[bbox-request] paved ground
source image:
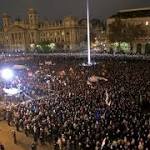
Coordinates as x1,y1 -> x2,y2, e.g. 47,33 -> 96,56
0,121 -> 53,150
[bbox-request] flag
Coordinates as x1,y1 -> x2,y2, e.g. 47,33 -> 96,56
101,137 -> 106,150
69,67 -> 74,74
45,61 -> 52,65
12,65 -> 27,70
88,75 -> 108,82
105,90 -> 111,106
28,72 -> 33,77
98,77 -> 108,82
87,80 -> 92,85
140,94 -> 143,104
88,75 -> 99,82
95,110 -> 100,121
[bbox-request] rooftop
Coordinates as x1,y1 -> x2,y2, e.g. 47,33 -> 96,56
110,7 -> 150,19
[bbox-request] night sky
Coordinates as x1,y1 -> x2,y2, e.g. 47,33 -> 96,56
0,0 -> 150,21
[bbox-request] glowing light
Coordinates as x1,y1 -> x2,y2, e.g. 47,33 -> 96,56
30,43 -> 35,48
3,88 -> 21,96
48,43 -> 56,49
36,45 -> 42,48
1,68 -> 14,80
145,21 -> 149,26
28,72 -> 33,77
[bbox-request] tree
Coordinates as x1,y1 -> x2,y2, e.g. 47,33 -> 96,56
108,18 -> 125,45
36,41 -> 49,53
36,41 -> 56,53
126,23 -> 147,50
91,19 -> 106,30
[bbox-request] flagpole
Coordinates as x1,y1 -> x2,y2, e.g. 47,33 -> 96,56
86,0 -> 91,65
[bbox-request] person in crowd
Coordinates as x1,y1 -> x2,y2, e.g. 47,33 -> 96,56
31,143 -> 37,150
12,130 -> 17,144
0,143 -> 5,150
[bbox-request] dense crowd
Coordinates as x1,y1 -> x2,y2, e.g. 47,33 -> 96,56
1,56 -> 150,150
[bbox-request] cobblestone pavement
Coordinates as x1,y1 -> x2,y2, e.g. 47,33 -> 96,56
0,121 -> 53,150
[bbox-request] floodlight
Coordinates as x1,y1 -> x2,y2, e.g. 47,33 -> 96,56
1,68 -> 14,80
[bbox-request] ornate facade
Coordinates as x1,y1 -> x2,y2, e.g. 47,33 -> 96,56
0,8 -> 91,52
107,7 -> 150,54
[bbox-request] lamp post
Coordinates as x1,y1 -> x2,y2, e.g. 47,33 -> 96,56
86,0 -> 91,65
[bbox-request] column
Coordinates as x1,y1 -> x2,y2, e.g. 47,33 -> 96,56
132,43 -> 137,54
141,44 -> 145,54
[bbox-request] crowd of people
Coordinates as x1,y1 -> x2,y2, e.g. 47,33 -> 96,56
0,55 -> 150,150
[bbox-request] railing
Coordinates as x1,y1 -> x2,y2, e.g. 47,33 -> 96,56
0,52 -> 150,60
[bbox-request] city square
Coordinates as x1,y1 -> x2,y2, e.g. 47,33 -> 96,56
0,0 -> 150,150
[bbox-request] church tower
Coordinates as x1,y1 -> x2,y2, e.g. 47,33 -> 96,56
28,8 -> 39,29
2,13 -> 11,32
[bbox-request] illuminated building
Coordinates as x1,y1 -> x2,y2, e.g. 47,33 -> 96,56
0,8 -> 103,52
0,8 -> 87,51
107,7 -> 150,54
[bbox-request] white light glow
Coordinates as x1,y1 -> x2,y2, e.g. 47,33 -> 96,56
1,68 -> 14,80
146,21 -> 149,26
30,43 -> 35,48
3,88 -> 21,96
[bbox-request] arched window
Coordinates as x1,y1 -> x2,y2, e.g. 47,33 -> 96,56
137,43 -> 142,54
145,43 -> 150,54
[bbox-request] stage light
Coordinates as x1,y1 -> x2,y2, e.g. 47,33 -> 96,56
1,68 -> 14,80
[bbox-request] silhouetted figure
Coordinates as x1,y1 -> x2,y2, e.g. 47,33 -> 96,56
0,143 -> 5,150
12,130 -> 17,144
31,143 -> 37,150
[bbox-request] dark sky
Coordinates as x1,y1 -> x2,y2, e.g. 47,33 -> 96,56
0,0 -> 150,21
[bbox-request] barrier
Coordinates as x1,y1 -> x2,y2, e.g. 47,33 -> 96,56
0,52 -> 150,60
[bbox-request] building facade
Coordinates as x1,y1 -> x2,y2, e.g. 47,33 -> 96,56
107,7 -> 150,54
0,8 -> 92,52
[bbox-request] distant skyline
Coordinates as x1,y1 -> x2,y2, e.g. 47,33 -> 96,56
0,0 -> 150,21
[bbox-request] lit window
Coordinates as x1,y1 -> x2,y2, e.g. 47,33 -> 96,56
145,21 -> 149,26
